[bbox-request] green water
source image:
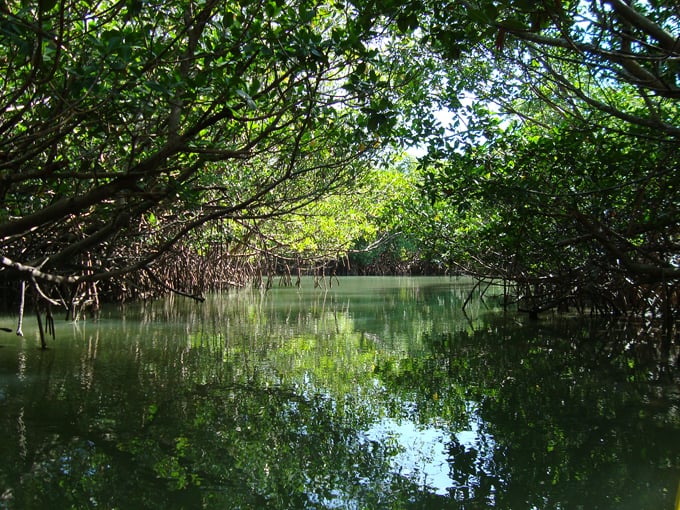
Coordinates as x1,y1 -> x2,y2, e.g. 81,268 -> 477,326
0,276 -> 678,509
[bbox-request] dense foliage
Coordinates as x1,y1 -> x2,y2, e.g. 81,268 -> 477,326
0,0 -> 401,314
2,0 -> 679,331
369,0 -> 680,320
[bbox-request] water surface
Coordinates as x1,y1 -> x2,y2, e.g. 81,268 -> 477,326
0,276 -> 678,509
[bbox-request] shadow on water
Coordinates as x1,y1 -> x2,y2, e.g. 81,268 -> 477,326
0,277 -> 678,509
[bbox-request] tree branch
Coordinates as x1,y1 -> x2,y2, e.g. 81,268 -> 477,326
603,0 -> 679,52
1,255 -> 77,284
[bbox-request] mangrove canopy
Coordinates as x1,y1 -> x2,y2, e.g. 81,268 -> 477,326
1,0 -> 679,332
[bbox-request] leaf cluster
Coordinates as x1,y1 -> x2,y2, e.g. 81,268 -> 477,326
0,0 -> 397,302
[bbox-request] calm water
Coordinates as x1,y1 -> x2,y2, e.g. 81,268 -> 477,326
0,276 -> 678,509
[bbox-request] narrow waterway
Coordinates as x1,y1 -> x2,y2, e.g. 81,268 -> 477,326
0,276 -> 678,509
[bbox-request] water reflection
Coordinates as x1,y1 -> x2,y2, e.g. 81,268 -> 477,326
0,277 -> 678,509
364,417 -> 457,496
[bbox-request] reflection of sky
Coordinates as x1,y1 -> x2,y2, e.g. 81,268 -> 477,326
365,418 -> 453,494
362,403 -> 497,497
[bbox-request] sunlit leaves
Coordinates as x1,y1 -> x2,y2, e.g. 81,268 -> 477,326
0,0 -> 400,297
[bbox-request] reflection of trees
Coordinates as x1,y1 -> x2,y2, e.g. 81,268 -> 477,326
1,278 -> 495,509
360,314 -> 680,508
3,281 -> 678,508
407,318 -> 680,509
0,325 -> 437,509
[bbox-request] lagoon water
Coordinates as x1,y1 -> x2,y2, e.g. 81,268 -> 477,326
0,276 -> 678,509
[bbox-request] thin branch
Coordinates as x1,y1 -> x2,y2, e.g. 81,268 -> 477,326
141,267 -> 205,302
1,255 -> 78,284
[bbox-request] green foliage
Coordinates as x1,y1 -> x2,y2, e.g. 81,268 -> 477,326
344,157 -> 435,273
0,0 -> 399,300
1,0 -> 678,318
412,110 -> 680,313
348,0 -> 680,315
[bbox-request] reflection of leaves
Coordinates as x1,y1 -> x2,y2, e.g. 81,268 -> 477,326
360,313 -> 680,508
420,317 -> 680,509
139,383 -> 429,508
2,354 -> 428,509
373,356 -> 470,427
3,286 -> 679,509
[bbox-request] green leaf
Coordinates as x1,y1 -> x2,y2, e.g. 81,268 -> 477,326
235,89 -> 257,109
